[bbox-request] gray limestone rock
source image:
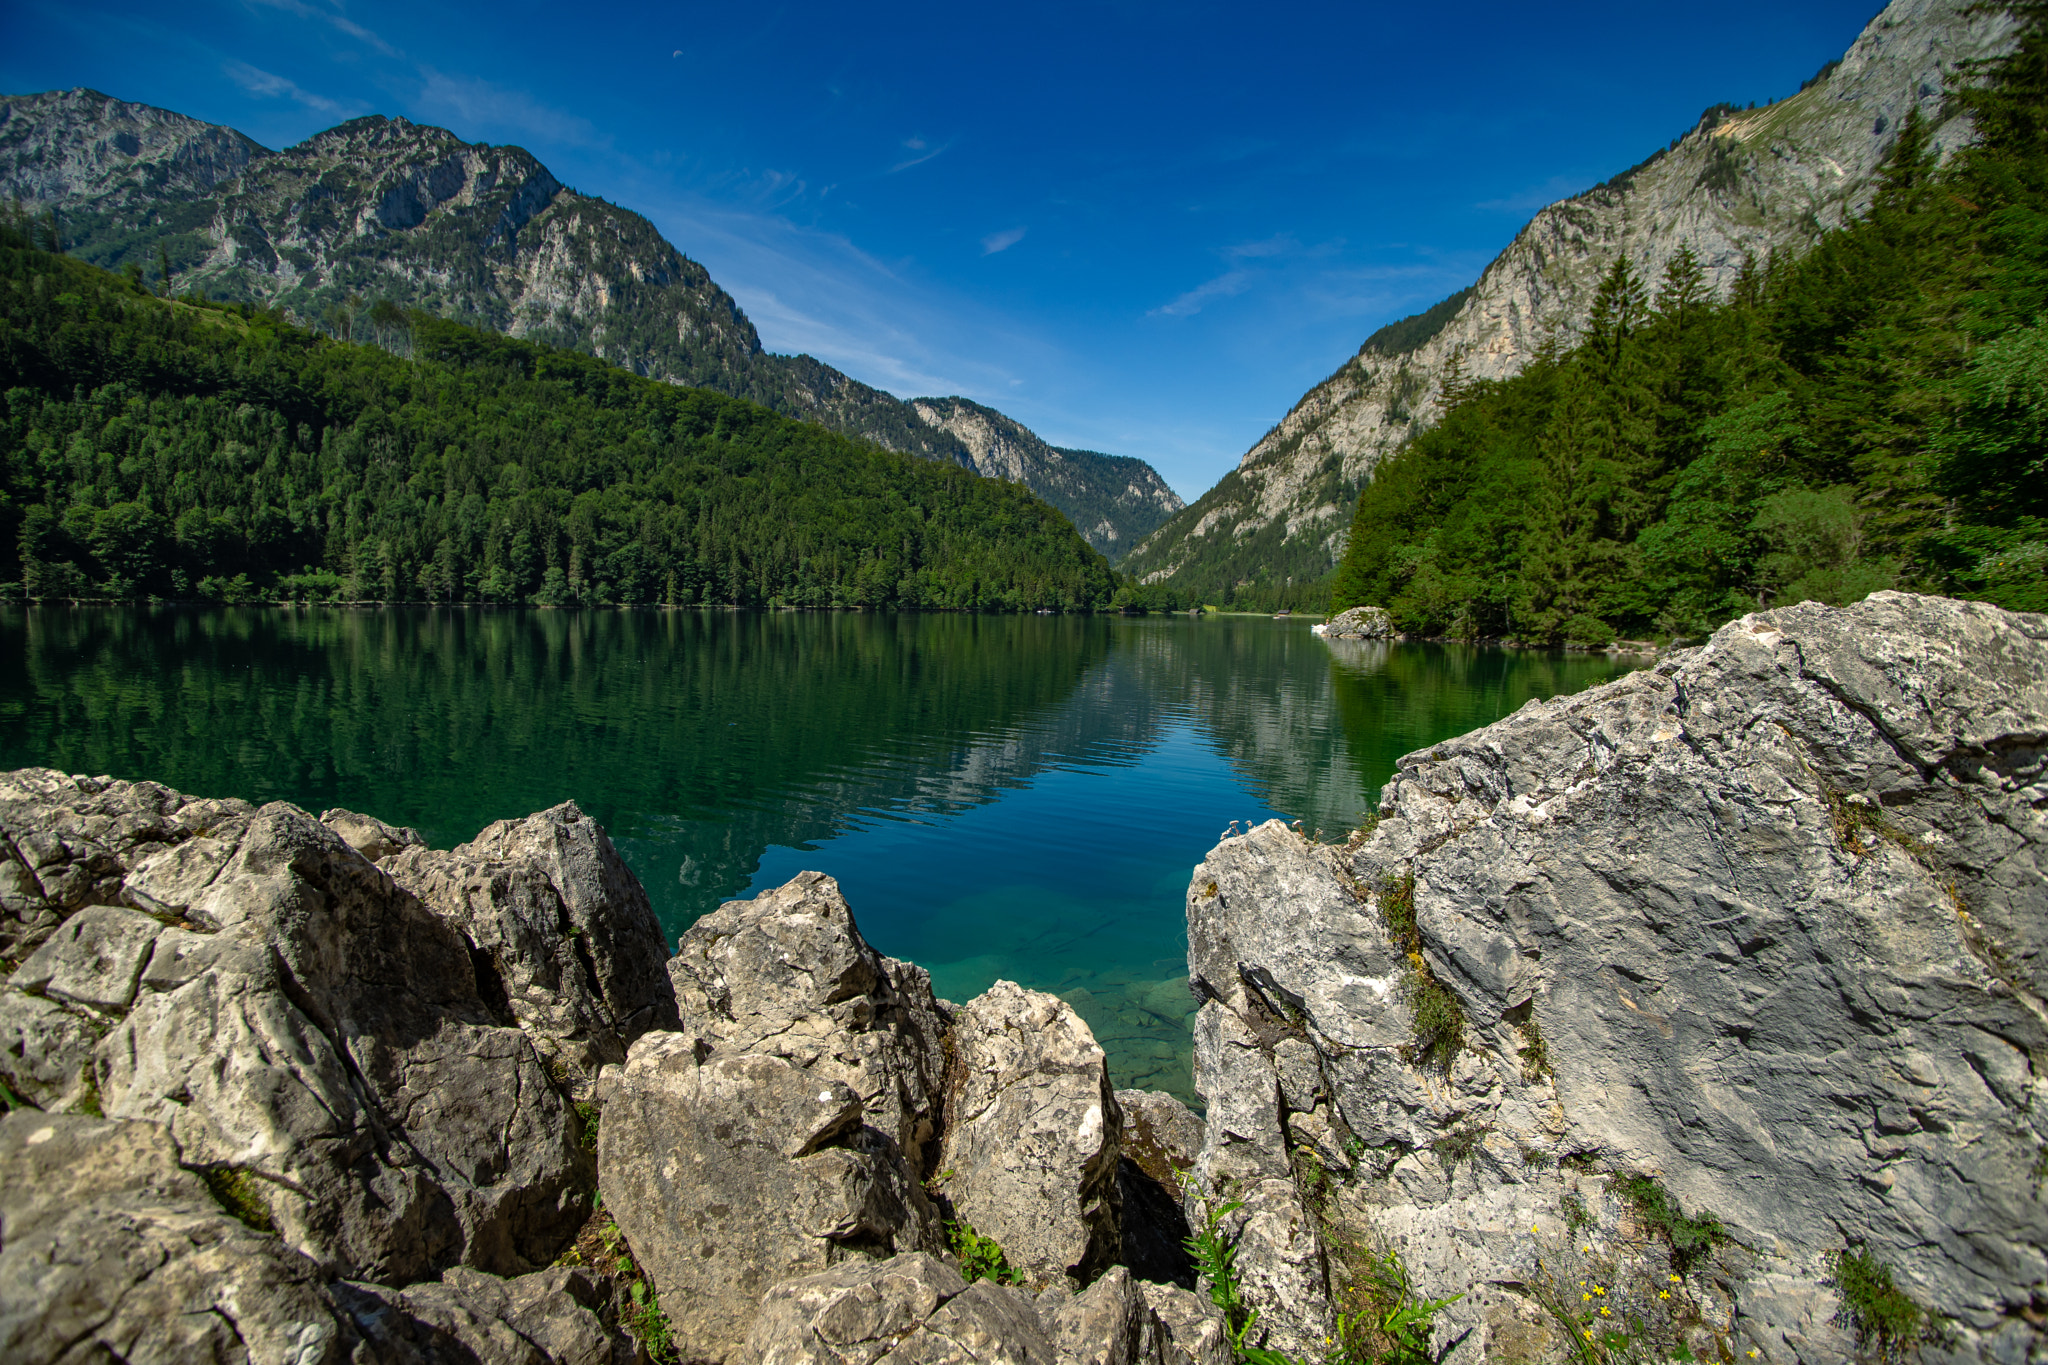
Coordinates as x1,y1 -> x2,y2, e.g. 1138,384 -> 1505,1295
940,980 -> 1124,1291
1136,1283 -> 1228,1365
0,1110 -> 352,1364
320,807 -> 426,862
1112,1091 -> 1200,1289
1321,606 -> 1393,640
1048,1266 -> 1163,1365
337,1265 -> 626,1365
739,1252 -> 967,1365
597,1032 -> 946,1364
384,801 -> 679,1097
669,871 -> 949,1175
1184,594 -> 2048,1362
94,799 -> 589,1284
0,988 -> 101,1111
9,903 -> 164,1011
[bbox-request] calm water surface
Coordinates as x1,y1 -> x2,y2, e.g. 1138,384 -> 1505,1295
0,607 -> 1631,1103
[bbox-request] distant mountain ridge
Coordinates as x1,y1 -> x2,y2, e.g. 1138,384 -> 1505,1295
1120,0 -> 2021,603
0,88 -> 1178,557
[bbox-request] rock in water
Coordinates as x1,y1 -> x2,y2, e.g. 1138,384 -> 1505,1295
597,1033 -> 946,1363
1321,605 -> 1393,639
668,870 -> 949,1174
1185,593 -> 2048,1363
940,980 -> 1125,1290
382,800 -> 681,1096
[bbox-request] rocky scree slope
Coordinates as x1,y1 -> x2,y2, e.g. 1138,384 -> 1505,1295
0,768 -> 1215,1364
0,89 -> 1180,557
1122,0 -> 2022,596
1182,592 -> 2046,1363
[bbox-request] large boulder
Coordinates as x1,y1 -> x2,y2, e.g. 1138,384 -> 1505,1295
0,771 -> 592,1287
382,800 -> 680,1096
1185,594 -> 2048,1363
939,981 -> 1124,1291
0,1110 -> 352,1364
598,1031 -> 946,1364
1321,605 -> 1393,640
667,871 -> 949,1174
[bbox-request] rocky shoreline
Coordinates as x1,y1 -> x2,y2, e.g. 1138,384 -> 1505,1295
0,591 -> 2040,1364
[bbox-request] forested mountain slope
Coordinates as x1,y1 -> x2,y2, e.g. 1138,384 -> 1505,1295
1327,0 -> 2048,642
1122,0 -> 2022,608
0,89 -> 1179,555
0,222 -> 1117,611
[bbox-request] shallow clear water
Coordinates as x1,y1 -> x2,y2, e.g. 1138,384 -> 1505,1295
0,606 -> 1632,1103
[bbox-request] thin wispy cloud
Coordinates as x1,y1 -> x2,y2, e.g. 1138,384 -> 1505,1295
412,67 -> 605,148
223,59 -> 356,117
1149,269 -> 1252,318
1476,174 -> 1586,214
981,226 -> 1027,255
888,136 -> 951,173
243,0 -> 400,57
1227,233 -> 1298,259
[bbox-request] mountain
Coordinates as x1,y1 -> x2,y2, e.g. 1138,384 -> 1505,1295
0,88 -> 1178,558
1119,0 -> 2022,606
909,397 -> 1183,556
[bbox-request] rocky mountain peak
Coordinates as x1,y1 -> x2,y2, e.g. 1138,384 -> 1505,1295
1121,0 -> 2021,600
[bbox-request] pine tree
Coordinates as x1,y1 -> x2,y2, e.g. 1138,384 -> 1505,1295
1517,365 -> 1616,644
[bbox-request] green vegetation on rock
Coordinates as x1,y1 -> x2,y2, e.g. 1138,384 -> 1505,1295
0,222 -> 1116,610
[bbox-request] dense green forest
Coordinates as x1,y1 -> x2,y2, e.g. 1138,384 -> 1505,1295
1329,3 -> 2048,641
0,221 -> 1119,611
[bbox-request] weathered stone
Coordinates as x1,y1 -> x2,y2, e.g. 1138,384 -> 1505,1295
1185,594 -> 2048,1361
0,1110 -> 352,1364
1137,1283 -> 1228,1365
61,793 -> 590,1285
0,988 -> 100,1111
740,1252 -> 966,1365
338,1264 -> 625,1365
1112,1090 -> 1198,1289
1048,1266 -> 1163,1365
319,807 -> 426,862
384,801 -> 679,1097
1114,1091 -> 1202,1188
882,1281 -> 1060,1365
598,1032 -> 945,1364
669,871 -> 949,1175
1321,605 -> 1393,640
9,903 -> 164,1011
939,980 -> 1124,1291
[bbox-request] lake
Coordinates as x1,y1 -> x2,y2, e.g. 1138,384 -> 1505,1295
0,606 -> 1633,1104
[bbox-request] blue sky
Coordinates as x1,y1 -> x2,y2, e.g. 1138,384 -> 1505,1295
4,0 -> 1882,498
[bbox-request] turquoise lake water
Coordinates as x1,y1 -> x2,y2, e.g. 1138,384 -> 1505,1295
0,607 -> 1633,1103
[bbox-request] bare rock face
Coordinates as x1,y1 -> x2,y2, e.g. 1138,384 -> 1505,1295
737,1253 -> 1206,1365
0,770 -> 591,1288
597,1032 -> 947,1364
1113,1090 -> 1199,1288
0,1110 -> 352,1364
668,871 -> 948,1175
382,800 -> 680,1096
940,980 -> 1125,1291
337,1265 -> 625,1365
1184,593 -> 2048,1363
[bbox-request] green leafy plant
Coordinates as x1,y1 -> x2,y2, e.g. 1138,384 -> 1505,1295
625,1279 -> 677,1362
947,1219 -> 1024,1286
1828,1245 -> 1924,1360
1430,1124 -> 1490,1168
1340,1247 -> 1464,1365
574,1101 -> 600,1153
1559,1192 -> 1594,1238
1611,1176 -> 1725,1274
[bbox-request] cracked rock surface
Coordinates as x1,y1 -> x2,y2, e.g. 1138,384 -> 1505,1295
1184,593 -> 2048,1363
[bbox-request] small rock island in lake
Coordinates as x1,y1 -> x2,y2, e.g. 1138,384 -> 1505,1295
0,591 -> 2041,1364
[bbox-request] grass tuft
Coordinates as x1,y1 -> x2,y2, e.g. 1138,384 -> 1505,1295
1612,1174 -> 1725,1274
1829,1245 -> 1924,1359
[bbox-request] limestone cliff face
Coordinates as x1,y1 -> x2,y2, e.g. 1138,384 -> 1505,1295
913,397 -> 1185,557
0,91 -> 1182,553
1183,593 -> 2047,1363
1123,0 -> 2021,592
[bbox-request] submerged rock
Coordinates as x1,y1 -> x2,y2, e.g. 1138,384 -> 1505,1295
1185,593 -> 2048,1363
1321,605 -> 1393,640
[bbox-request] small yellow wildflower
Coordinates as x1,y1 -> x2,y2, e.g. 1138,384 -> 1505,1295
1593,1285 -> 1606,1296
1582,1293 -> 1593,1303
1748,1352 -> 1760,1360
1582,1245 -> 1592,1253
1600,1307 -> 1612,1318
1583,1331 -> 1594,1340
1532,1225 -> 1540,1234
1659,1290 -> 1671,1300
1668,1274 -> 1682,1283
